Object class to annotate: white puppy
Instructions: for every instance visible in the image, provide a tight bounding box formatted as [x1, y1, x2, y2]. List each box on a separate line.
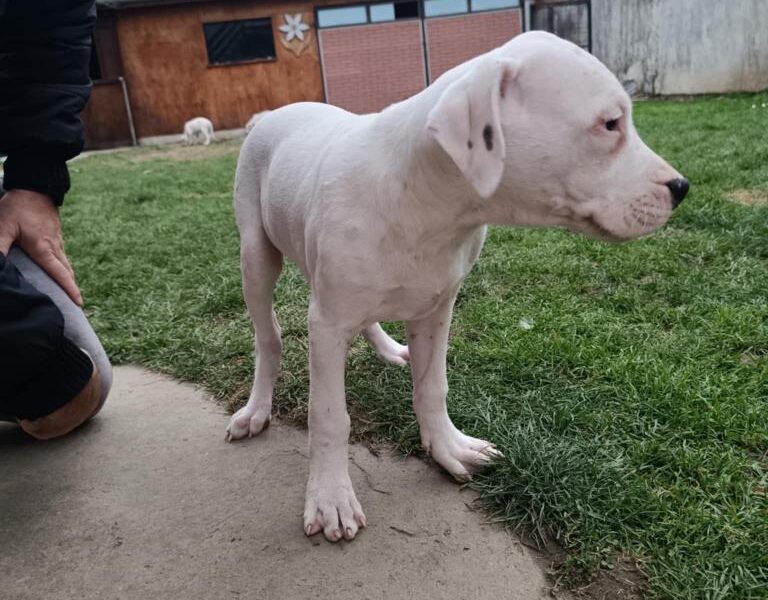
[182, 117, 214, 145]
[245, 111, 270, 134]
[227, 32, 688, 542]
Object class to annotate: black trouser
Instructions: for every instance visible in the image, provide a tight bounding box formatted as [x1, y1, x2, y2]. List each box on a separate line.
[0, 252, 92, 420]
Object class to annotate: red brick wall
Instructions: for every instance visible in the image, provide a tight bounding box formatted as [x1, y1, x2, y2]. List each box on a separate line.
[425, 9, 521, 82]
[319, 21, 426, 114]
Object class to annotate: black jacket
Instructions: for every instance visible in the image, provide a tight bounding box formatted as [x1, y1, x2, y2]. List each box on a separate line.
[0, 0, 96, 205]
[0, 0, 96, 420]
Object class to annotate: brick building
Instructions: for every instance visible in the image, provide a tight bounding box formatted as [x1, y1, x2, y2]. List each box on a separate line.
[86, 0, 528, 148]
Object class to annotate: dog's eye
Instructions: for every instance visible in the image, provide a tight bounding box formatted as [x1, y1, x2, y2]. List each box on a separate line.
[605, 119, 619, 132]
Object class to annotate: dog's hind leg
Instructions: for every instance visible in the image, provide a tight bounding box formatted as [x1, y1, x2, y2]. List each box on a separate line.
[226, 159, 283, 441]
[362, 323, 409, 366]
[226, 228, 283, 441]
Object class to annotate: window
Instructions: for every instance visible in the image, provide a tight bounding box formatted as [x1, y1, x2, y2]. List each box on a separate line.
[470, 0, 518, 11]
[317, 0, 513, 29]
[368, 1, 420, 21]
[369, 3, 395, 21]
[317, 5, 367, 27]
[203, 18, 276, 65]
[318, 1, 419, 27]
[394, 1, 420, 19]
[531, 1, 590, 51]
[369, 4, 395, 23]
[423, 0, 468, 17]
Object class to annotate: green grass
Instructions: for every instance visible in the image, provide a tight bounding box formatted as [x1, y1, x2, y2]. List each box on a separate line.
[65, 93, 768, 599]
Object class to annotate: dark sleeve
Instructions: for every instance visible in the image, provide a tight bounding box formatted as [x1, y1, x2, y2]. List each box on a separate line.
[0, 0, 96, 205]
[0, 252, 93, 421]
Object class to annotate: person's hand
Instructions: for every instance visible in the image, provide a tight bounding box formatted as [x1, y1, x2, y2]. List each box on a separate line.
[0, 189, 82, 305]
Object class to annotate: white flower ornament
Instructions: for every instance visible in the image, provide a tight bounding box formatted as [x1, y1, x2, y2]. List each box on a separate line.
[279, 13, 310, 42]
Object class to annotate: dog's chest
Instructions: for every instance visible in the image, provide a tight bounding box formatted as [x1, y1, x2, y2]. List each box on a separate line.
[377, 266, 460, 319]
[359, 227, 485, 320]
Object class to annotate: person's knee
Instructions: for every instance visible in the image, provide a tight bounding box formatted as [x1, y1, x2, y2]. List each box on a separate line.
[8, 247, 112, 433]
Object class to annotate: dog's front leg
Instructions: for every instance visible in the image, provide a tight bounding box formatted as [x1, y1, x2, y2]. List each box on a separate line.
[407, 296, 501, 481]
[303, 310, 366, 542]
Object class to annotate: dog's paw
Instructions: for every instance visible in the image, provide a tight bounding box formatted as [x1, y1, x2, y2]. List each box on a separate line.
[363, 325, 410, 367]
[424, 426, 502, 482]
[225, 405, 271, 442]
[376, 341, 410, 367]
[304, 473, 366, 542]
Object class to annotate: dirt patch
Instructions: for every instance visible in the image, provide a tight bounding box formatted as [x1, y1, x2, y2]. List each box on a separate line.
[546, 554, 646, 600]
[131, 140, 241, 163]
[727, 189, 768, 207]
[571, 556, 647, 600]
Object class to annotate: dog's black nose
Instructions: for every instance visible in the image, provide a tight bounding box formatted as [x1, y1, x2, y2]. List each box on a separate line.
[666, 177, 689, 208]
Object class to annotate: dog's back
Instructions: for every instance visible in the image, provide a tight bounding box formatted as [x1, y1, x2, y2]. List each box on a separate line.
[236, 103, 371, 256]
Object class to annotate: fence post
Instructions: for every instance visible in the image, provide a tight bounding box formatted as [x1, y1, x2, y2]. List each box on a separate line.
[118, 76, 137, 146]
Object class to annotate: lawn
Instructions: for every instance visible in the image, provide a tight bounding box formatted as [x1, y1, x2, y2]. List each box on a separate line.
[64, 93, 768, 599]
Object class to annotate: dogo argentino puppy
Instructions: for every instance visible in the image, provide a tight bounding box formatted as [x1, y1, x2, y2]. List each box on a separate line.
[226, 31, 689, 542]
[182, 116, 215, 146]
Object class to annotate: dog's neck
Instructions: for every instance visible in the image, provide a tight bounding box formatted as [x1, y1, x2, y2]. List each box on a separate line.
[369, 87, 487, 239]
[370, 80, 543, 237]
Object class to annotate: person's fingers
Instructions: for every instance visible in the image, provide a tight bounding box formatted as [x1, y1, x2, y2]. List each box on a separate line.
[31, 244, 83, 306]
[0, 232, 12, 256]
[0, 189, 82, 303]
[53, 236, 77, 280]
[0, 219, 19, 257]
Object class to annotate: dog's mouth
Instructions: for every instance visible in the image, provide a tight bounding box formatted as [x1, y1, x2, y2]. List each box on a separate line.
[580, 216, 627, 242]
[580, 191, 673, 242]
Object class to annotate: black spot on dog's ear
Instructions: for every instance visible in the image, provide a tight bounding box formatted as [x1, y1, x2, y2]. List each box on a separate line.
[467, 139, 473, 149]
[483, 124, 493, 151]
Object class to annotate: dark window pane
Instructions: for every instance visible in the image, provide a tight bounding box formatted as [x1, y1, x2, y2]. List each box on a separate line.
[395, 1, 419, 19]
[204, 18, 275, 65]
[531, 3, 590, 50]
[552, 4, 589, 49]
[317, 6, 367, 27]
[531, 6, 549, 30]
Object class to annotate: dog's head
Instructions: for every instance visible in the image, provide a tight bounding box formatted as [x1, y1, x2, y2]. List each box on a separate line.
[426, 31, 688, 241]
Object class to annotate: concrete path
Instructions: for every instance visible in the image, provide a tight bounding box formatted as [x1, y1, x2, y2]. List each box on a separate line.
[0, 366, 551, 600]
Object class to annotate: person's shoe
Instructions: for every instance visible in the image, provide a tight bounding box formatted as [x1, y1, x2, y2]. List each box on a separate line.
[19, 354, 102, 441]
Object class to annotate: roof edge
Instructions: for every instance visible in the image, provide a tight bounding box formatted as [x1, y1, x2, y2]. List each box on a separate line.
[96, 0, 221, 10]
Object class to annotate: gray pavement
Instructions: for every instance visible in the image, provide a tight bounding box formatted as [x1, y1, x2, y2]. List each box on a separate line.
[0, 366, 551, 600]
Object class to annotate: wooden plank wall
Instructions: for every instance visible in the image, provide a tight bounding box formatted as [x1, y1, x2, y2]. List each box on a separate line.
[116, 0, 331, 137]
[82, 80, 133, 149]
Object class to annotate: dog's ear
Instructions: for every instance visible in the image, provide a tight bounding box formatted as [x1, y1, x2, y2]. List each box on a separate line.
[427, 57, 519, 198]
